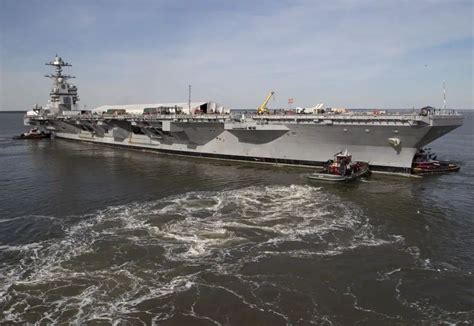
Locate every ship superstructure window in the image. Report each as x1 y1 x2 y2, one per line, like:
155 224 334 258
61 84 66 89
63 97 71 104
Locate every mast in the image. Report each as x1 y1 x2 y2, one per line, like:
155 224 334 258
188 84 192 113
44 55 79 114
443 80 446 110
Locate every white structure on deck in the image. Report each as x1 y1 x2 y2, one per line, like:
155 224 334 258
93 102 230 115
295 103 325 114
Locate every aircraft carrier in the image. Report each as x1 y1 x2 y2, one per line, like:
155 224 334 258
24 56 464 174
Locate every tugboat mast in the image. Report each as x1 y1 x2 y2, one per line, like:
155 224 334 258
44 55 79 114
443 80 447 110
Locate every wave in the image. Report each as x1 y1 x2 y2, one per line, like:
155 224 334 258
0 184 402 323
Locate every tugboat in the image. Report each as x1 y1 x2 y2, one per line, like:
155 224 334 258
308 150 370 182
412 148 460 174
13 128 51 140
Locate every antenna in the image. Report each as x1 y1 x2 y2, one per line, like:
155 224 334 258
188 84 192 113
443 80 446 109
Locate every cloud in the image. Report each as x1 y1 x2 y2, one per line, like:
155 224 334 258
1 0 472 110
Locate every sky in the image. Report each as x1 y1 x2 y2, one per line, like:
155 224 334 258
0 0 472 111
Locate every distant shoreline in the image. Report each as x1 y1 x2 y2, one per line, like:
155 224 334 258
0 110 27 113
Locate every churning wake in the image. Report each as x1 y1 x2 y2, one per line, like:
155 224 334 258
2 184 465 324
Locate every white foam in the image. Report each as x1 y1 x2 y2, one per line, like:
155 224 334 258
1 184 403 323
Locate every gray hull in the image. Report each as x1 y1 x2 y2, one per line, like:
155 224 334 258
28 112 463 173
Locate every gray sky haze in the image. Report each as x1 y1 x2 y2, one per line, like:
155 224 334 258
0 0 472 110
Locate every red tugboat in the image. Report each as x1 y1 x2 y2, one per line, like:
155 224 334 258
13 128 51 140
308 150 370 182
412 148 460 174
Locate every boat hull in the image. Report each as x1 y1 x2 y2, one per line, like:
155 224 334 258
412 162 460 174
12 134 50 140
308 165 370 182
25 112 463 174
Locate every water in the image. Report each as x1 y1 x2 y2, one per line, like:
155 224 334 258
0 112 473 324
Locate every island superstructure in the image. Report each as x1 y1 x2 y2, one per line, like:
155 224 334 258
25 56 464 174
